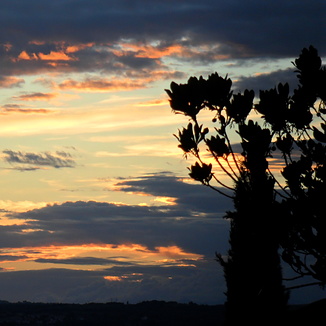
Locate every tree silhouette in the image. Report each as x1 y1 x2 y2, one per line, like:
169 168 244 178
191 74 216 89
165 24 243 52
166 46 326 325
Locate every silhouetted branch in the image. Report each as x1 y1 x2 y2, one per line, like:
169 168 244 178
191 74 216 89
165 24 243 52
208 151 238 183
205 182 234 199
285 282 324 291
211 174 235 191
267 167 293 199
224 131 243 178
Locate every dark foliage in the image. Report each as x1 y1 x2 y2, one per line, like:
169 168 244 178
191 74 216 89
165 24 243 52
166 46 326 324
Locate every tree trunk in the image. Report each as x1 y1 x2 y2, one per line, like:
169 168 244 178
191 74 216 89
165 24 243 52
222 163 288 325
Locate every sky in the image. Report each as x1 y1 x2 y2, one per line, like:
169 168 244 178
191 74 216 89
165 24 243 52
0 0 325 305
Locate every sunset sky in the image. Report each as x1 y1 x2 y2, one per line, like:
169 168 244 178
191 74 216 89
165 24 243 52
0 0 325 304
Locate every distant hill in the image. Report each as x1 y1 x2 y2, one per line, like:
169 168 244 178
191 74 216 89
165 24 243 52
0 300 225 325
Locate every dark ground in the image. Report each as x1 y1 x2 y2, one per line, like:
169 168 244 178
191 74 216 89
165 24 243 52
0 300 225 326
0 299 324 325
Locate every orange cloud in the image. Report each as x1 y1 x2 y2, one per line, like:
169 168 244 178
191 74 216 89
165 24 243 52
114 43 184 59
38 51 74 61
0 76 25 88
103 276 123 281
17 51 38 60
114 41 231 61
0 243 203 271
65 43 95 53
16 50 75 62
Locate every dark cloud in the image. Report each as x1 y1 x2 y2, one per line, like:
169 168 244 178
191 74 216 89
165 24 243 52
5 173 231 255
114 172 232 215
10 200 229 255
0 0 324 81
2 150 76 170
234 68 299 94
0 255 28 262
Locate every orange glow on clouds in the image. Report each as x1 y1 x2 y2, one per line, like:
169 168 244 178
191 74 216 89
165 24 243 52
16 51 75 62
0 76 24 88
65 43 95 53
17 51 38 60
104 273 144 282
153 196 177 205
113 41 231 61
103 276 123 281
0 243 203 272
38 51 74 61
114 43 184 59
135 99 167 107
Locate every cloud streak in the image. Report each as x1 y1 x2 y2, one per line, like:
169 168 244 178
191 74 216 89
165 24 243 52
2 150 76 170
12 92 57 101
0 104 51 114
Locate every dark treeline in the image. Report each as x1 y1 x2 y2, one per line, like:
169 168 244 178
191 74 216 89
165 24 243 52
0 300 225 326
0 300 325 325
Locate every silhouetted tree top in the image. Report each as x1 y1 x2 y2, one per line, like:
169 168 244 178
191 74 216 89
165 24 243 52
166 45 326 287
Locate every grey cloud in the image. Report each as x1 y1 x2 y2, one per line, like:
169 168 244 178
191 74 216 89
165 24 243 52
0 264 319 304
12 200 230 255
2 150 76 169
0 255 28 262
0 263 320 305
234 68 299 94
114 172 232 215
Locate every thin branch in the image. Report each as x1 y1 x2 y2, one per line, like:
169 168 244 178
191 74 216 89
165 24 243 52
285 282 324 291
224 130 242 178
313 103 326 123
283 275 304 281
209 151 238 183
205 182 234 199
225 155 241 180
267 167 293 199
211 174 235 191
